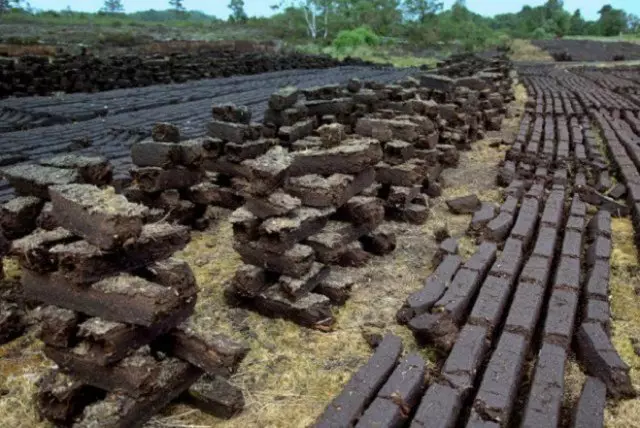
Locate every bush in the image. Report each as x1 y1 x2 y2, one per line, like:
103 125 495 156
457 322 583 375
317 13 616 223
332 26 380 52
532 27 552 39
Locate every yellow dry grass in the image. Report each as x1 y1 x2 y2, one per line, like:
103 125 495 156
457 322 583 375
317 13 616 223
604 218 640 428
509 39 554 62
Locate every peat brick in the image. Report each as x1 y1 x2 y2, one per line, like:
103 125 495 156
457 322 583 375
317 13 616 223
40 154 112 186
532 227 558 258
34 305 79 348
36 202 58 230
468 275 512 332
586 260 610 300
233 241 314 278
285 168 375 208
24 270 193 327
186 375 245 419
442 324 489 393
212 103 252 124
36 370 101 427
269 87 299 111
484 212 515 242
464 242 498 276
253 286 334 329
566 216 585 232
49 184 147 250
543 289 579 349
315 269 356 305
289 139 382 176
72 361 201 428
259 207 333 252
433 268 483 325
553 256 581 291
356 353 426 428
0 196 43 239
588 210 612 239
241 146 293 196
231 265 268 298
571 377 606 428
576 322 635 398
207 120 257 143
472 332 528 426
505 282 546 338
131 142 181 168
0 301 26 345
499 196 519 215
489 238 523 279
244 191 301 219
360 225 397 256
131 167 203 192
410 383 462 428
586 236 611 267
160 325 249 377
561 230 583 259
375 160 426 187
584 299 611 335
224 139 277 163
400 255 462 322
469 203 498 232
9 227 77 272
314 334 402 427
2 163 80 199
343 196 385 227
279 262 329 299
152 122 180 142
446 194 481 214
46 222 189 284
570 195 587 217
520 256 552 287
521 343 566 428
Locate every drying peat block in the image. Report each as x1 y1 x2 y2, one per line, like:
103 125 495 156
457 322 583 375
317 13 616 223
49 184 148 250
12 222 190 283
40 154 113 186
1 163 80 199
0 196 43 239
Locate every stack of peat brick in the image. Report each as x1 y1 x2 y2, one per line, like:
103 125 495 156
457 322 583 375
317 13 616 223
126 122 232 230
202 104 280 212
0 154 113 345
10 183 249 427
1 154 113 237
226 122 395 328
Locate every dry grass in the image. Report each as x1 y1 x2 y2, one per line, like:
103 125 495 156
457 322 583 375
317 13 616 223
604 218 640 428
509 39 554 62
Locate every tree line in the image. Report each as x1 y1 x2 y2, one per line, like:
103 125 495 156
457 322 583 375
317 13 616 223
1 0 637 49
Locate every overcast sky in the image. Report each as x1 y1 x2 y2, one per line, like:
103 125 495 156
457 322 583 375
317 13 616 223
25 0 640 21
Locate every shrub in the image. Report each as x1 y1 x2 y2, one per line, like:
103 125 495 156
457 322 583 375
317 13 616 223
532 27 552 40
332 26 380 52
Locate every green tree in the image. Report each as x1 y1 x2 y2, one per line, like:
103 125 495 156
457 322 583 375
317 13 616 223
568 9 585 35
102 0 124 13
228 0 248 22
169 0 185 13
404 0 443 23
597 5 627 36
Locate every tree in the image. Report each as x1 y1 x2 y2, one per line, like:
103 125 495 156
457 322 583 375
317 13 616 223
228 0 248 22
404 0 443 23
169 0 185 13
273 1 330 39
568 9 585 35
598 5 627 36
102 0 124 13
628 14 640 34
0 0 20 13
